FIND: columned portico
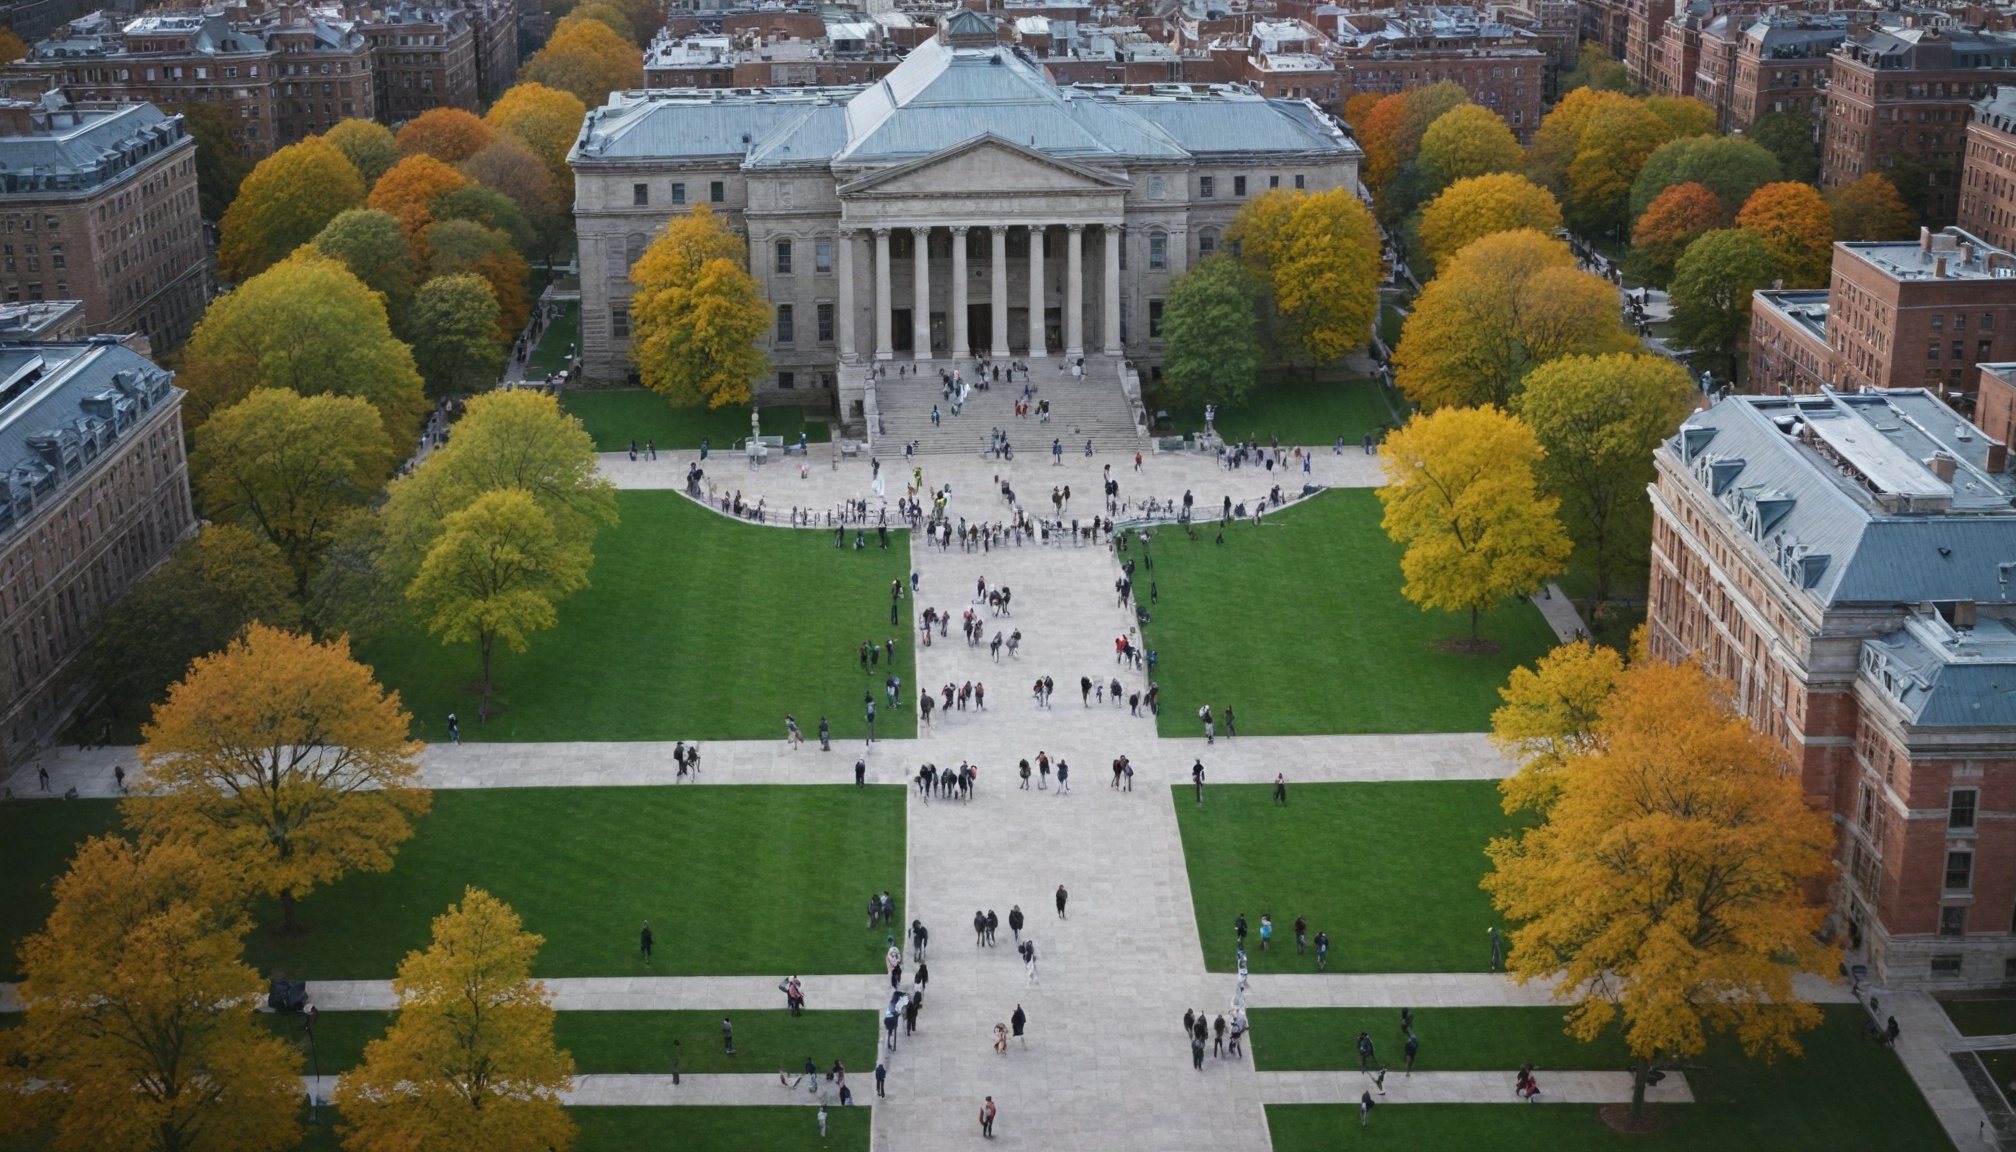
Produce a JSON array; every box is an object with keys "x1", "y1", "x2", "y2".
[
  {"x1": 950, "y1": 226, "x2": 969, "y2": 359},
  {"x1": 837, "y1": 229, "x2": 857, "y2": 362},
  {"x1": 911, "y1": 226, "x2": 931, "y2": 362},
  {"x1": 1065, "y1": 224, "x2": 1084, "y2": 359},
  {"x1": 873, "y1": 228, "x2": 893, "y2": 360},
  {"x1": 990, "y1": 225, "x2": 1009, "y2": 359},
  {"x1": 1027, "y1": 223, "x2": 1046, "y2": 358},
  {"x1": 1102, "y1": 224, "x2": 1121, "y2": 356}
]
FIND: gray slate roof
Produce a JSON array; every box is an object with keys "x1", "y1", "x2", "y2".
[
  {"x1": 0, "y1": 101, "x2": 187, "y2": 195},
  {"x1": 0, "y1": 339, "x2": 176, "y2": 542},
  {"x1": 1863, "y1": 613, "x2": 2016, "y2": 728}
]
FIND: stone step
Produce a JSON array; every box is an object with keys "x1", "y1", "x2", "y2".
[{"x1": 865, "y1": 357, "x2": 1145, "y2": 455}]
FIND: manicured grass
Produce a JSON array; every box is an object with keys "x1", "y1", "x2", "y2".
[
  {"x1": 1979, "y1": 1048, "x2": 2016, "y2": 1104},
  {"x1": 562, "y1": 388, "x2": 832, "y2": 452},
  {"x1": 1173, "y1": 781, "x2": 1526, "y2": 973},
  {"x1": 359, "y1": 490, "x2": 913, "y2": 742},
  {"x1": 240, "y1": 786, "x2": 904, "y2": 979},
  {"x1": 259, "y1": 1010, "x2": 877, "y2": 1075},
  {"x1": 1940, "y1": 996, "x2": 2016, "y2": 1037},
  {"x1": 527, "y1": 299, "x2": 579, "y2": 376},
  {"x1": 0, "y1": 799, "x2": 122, "y2": 980},
  {"x1": 1265, "y1": 1008, "x2": 1944, "y2": 1151},
  {"x1": 1138, "y1": 490, "x2": 1560, "y2": 736},
  {"x1": 292, "y1": 1106, "x2": 870, "y2": 1152},
  {"x1": 1249, "y1": 1007, "x2": 1627, "y2": 1073},
  {"x1": 1161, "y1": 378, "x2": 1394, "y2": 446}
]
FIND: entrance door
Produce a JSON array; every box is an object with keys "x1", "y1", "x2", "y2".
[
  {"x1": 1044, "y1": 307, "x2": 1063, "y2": 354},
  {"x1": 929, "y1": 311, "x2": 947, "y2": 354},
  {"x1": 1007, "y1": 307, "x2": 1030, "y2": 354},
  {"x1": 968, "y1": 303, "x2": 991, "y2": 354},
  {"x1": 892, "y1": 309, "x2": 913, "y2": 352}
]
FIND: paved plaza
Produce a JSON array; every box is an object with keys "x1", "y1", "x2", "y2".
[{"x1": 0, "y1": 440, "x2": 1985, "y2": 1151}]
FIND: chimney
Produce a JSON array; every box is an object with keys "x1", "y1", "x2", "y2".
[
  {"x1": 1927, "y1": 451, "x2": 1958, "y2": 482},
  {"x1": 1991, "y1": 441, "x2": 2010, "y2": 472},
  {"x1": 1923, "y1": 226, "x2": 1934, "y2": 252},
  {"x1": 1956, "y1": 599, "x2": 1979, "y2": 629},
  {"x1": 1936, "y1": 255, "x2": 1948, "y2": 277}
]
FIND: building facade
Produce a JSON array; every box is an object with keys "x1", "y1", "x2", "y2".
[
  {"x1": 1828, "y1": 228, "x2": 2016, "y2": 407},
  {"x1": 359, "y1": 2, "x2": 479, "y2": 122},
  {"x1": 570, "y1": 21, "x2": 1360, "y2": 428},
  {"x1": 1959, "y1": 86, "x2": 2016, "y2": 252},
  {"x1": 264, "y1": 10, "x2": 376, "y2": 143},
  {"x1": 0, "y1": 97, "x2": 208, "y2": 349},
  {"x1": 1749, "y1": 287, "x2": 1836, "y2": 394},
  {"x1": 1650, "y1": 387, "x2": 2016, "y2": 988},
  {"x1": 0, "y1": 337, "x2": 192, "y2": 766}
]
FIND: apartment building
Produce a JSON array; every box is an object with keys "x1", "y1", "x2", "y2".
[{"x1": 1959, "y1": 85, "x2": 2016, "y2": 252}]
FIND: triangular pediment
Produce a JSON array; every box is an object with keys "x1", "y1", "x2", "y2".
[{"x1": 837, "y1": 134, "x2": 1129, "y2": 197}]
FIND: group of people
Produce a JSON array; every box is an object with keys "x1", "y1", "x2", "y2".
[
  {"x1": 1234, "y1": 912, "x2": 1331, "y2": 970},
  {"x1": 1183, "y1": 1006, "x2": 1249, "y2": 1069},
  {"x1": 915, "y1": 761, "x2": 978, "y2": 800}
]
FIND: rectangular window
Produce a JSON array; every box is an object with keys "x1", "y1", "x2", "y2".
[
  {"x1": 1984, "y1": 340, "x2": 1996, "y2": 360},
  {"x1": 1934, "y1": 314, "x2": 1945, "y2": 332},
  {"x1": 1956, "y1": 313, "x2": 1968, "y2": 331},
  {"x1": 776, "y1": 240, "x2": 792, "y2": 274},
  {"x1": 1148, "y1": 298, "x2": 1164, "y2": 338},
  {"x1": 1986, "y1": 313, "x2": 1997, "y2": 331},
  {"x1": 1947, "y1": 850, "x2": 1974, "y2": 891},
  {"x1": 48, "y1": 244, "x2": 60, "y2": 269},
  {"x1": 671, "y1": 182, "x2": 686, "y2": 205},
  {"x1": 710, "y1": 181, "x2": 725, "y2": 203},
  {"x1": 1930, "y1": 341, "x2": 1941, "y2": 361},
  {"x1": 1234, "y1": 175, "x2": 1247, "y2": 196},
  {"x1": 1148, "y1": 176, "x2": 1165, "y2": 199},
  {"x1": 611, "y1": 305, "x2": 629, "y2": 339},
  {"x1": 632, "y1": 183, "x2": 648, "y2": 207},
  {"x1": 817, "y1": 302, "x2": 834, "y2": 342},
  {"x1": 815, "y1": 238, "x2": 833, "y2": 275},
  {"x1": 778, "y1": 371, "x2": 795, "y2": 389},
  {"x1": 1932, "y1": 954, "x2": 1964, "y2": 977},
  {"x1": 1940, "y1": 905, "x2": 1969, "y2": 936},
  {"x1": 1269, "y1": 175, "x2": 1280, "y2": 188},
  {"x1": 1199, "y1": 233, "x2": 1216, "y2": 256},
  {"x1": 1951, "y1": 789, "x2": 1979, "y2": 829},
  {"x1": 1149, "y1": 234, "x2": 1167, "y2": 270},
  {"x1": 776, "y1": 303, "x2": 794, "y2": 343},
  {"x1": 1199, "y1": 175, "x2": 1214, "y2": 198},
  {"x1": 1956, "y1": 340, "x2": 1967, "y2": 360},
  {"x1": 1295, "y1": 174, "x2": 1306, "y2": 189}
]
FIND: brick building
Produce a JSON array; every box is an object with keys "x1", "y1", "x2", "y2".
[
  {"x1": 1623, "y1": 0, "x2": 1676, "y2": 90},
  {"x1": 1828, "y1": 227, "x2": 2016, "y2": 407},
  {"x1": 1749, "y1": 287, "x2": 1836, "y2": 394},
  {"x1": 1650, "y1": 386, "x2": 2016, "y2": 988},
  {"x1": 1328, "y1": 9, "x2": 1545, "y2": 141},
  {"x1": 1959, "y1": 85, "x2": 2016, "y2": 252},
  {"x1": 357, "y1": 2, "x2": 478, "y2": 121},
  {"x1": 1730, "y1": 12, "x2": 1849, "y2": 131},
  {"x1": 0, "y1": 336, "x2": 192, "y2": 766},
  {"x1": 1821, "y1": 27, "x2": 2016, "y2": 226},
  {"x1": 260, "y1": 7, "x2": 375, "y2": 143},
  {"x1": 0, "y1": 97, "x2": 207, "y2": 349}
]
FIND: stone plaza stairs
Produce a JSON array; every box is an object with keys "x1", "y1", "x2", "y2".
[{"x1": 861, "y1": 353, "x2": 1147, "y2": 456}]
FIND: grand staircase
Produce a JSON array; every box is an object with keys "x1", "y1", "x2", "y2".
[{"x1": 853, "y1": 354, "x2": 1147, "y2": 456}]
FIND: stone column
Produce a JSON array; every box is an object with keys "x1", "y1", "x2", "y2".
[
  {"x1": 1167, "y1": 226, "x2": 1188, "y2": 277},
  {"x1": 990, "y1": 225, "x2": 1010, "y2": 359},
  {"x1": 837, "y1": 228, "x2": 856, "y2": 363},
  {"x1": 873, "y1": 228, "x2": 892, "y2": 360},
  {"x1": 1027, "y1": 223, "x2": 1046, "y2": 357},
  {"x1": 912, "y1": 226, "x2": 931, "y2": 362},
  {"x1": 1065, "y1": 224, "x2": 1084, "y2": 359},
  {"x1": 950, "y1": 225, "x2": 969, "y2": 360},
  {"x1": 1103, "y1": 223, "x2": 1122, "y2": 356}
]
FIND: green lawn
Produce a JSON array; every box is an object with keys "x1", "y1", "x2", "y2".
[
  {"x1": 0, "y1": 799, "x2": 122, "y2": 980},
  {"x1": 527, "y1": 299, "x2": 579, "y2": 376},
  {"x1": 562, "y1": 389, "x2": 832, "y2": 452},
  {"x1": 1161, "y1": 378, "x2": 1395, "y2": 446},
  {"x1": 1265, "y1": 1008, "x2": 1944, "y2": 1151},
  {"x1": 1250, "y1": 1007, "x2": 1627, "y2": 1073},
  {"x1": 290, "y1": 1106, "x2": 870, "y2": 1152},
  {"x1": 1138, "y1": 490, "x2": 1560, "y2": 736},
  {"x1": 1174, "y1": 781, "x2": 1526, "y2": 973},
  {"x1": 1979, "y1": 1049, "x2": 2016, "y2": 1105},
  {"x1": 1940, "y1": 996, "x2": 2016, "y2": 1037},
  {"x1": 359, "y1": 490, "x2": 913, "y2": 742},
  {"x1": 238, "y1": 786, "x2": 904, "y2": 979},
  {"x1": 260, "y1": 1009, "x2": 876, "y2": 1075}
]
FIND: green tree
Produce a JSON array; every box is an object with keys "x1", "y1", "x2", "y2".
[
  {"x1": 314, "y1": 208, "x2": 418, "y2": 316},
  {"x1": 410, "y1": 274, "x2": 506, "y2": 399},
  {"x1": 1417, "y1": 103, "x2": 1523, "y2": 199},
  {"x1": 1515, "y1": 353, "x2": 1695, "y2": 603},
  {"x1": 324, "y1": 119, "x2": 401, "y2": 185},
  {"x1": 1160, "y1": 256, "x2": 1260, "y2": 412},
  {"x1": 1642, "y1": 95, "x2": 1716, "y2": 141},
  {"x1": 1827, "y1": 172, "x2": 1915, "y2": 241},
  {"x1": 1628, "y1": 135, "x2": 1782, "y2": 222},
  {"x1": 1560, "y1": 41, "x2": 1631, "y2": 95},
  {"x1": 1564, "y1": 98, "x2": 1672, "y2": 237},
  {"x1": 1746, "y1": 110, "x2": 1820, "y2": 184},
  {"x1": 433, "y1": 184, "x2": 536, "y2": 255},
  {"x1": 1668, "y1": 228, "x2": 1779, "y2": 382},
  {"x1": 169, "y1": 101, "x2": 254, "y2": 221},
  {"x1": 216, "y1": 136, "x2": 366, "y2": 281},
  {"x1": 426, "y1": 218, "x2": 531, "y2": 341},
  {"x1": 407, "y1": 488, "x2": 592, "y2": 715},
  {"x1": 179, "y1": 252, "x2": 428, "y2": 441},
  {"x1": 629, "y1": 204, "x2": 771, "y2": 409},
  {"x1": 79, "y1": 525, "x2": 301, "y2": 728},
  {"x1": 194, "y1": 388, "x2": 396, "y2": 592},
  {"x1": 1377, "y1": 405, "x2": 1572, "y2": 645}
]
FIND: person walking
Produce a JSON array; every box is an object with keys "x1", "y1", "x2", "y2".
[
  {"x1": 786, "y1": 714, "x2": 802, "y2": 749},
  {"x1": 1226, "y1": 706, "x2": 1237, "y2": 737},
  {"x1": 1019, "y1": 758, "x2": 1031, "y2": 789},
  {"x1": 1055, "y1": 760, "x2": 1070, "y2": 794},
  {"x1": 1273, "y1": 773, "x2": 1287, "y2": 805},
  {"x1": 1037, "y1": 751, "x2": 1051, "y2": 790},
  {"x1": 855, "y1": 758, "x2": 867, "y2": 787},
  {"x1": 1295, "y1": 915, "x2": 1308, "y2": 955},
  {"x1": 875, "y1": 1061, "x2": 887, "y2": 1098},
  {"x1": 865, "y1": 697, "x2": 877, "y2": 745},
  {"x1": 1235, "y1": 913, "x2": 1248, "y2": 950},
  {"x1": 447, "y1": 712, "x2": 459, "y2": 745},
  {"x1": 1192, "y1": 1034, "x2": 1206, "y2": 1070},
  {"x1": 1259, "y1": 914, "x2": 1273, "y2": 951},
  {"x1": 639, "y1": 921, "x2": 654, "y2": 966},
  {"x1": 883, "y1": 1001, "x2": 899, "y2": 1051},
  {"x1": 1212, "y1": 1014, "x2": 1226, "y2": 1057},
  {"x1": 1008, "y1": 905, "x2": 1024, "y2": 942},
  {"x1": 1011, "y1": 1004, "x2": 1027, "y2": 1048},
  {"x1": 818, "y1": 1103, "x2": 829, "y2": 1139},
  {"x1": 1192, "y1": 759, "x2": 1206, "y2": 805},
  {"x1": 819, "y1": 715, "x2": 831, "y2": 751},
  {"x1": 1056, "y1": 884, "x2": 1069, "y2": 919},
  {"x1": 980, "y1": 1096, "x2": 996, "y2": 1138},
  {"x1": 1360, "y1": 1090, "x2": 1375, "y2": 1130},
  {"x1": 1356, "y1": 1031, "x2": 1375, "y2": 1072},
  {"x1": 36, "y1": 764, "x2": 48, "y2": 791},
  {"x1": 1315, "y1": 929, "x2": 1330, "y2": 971},
  {"x1": 1200, "y1": 704, "x2": 1215, "y2": 744},
  {"x1": 1404, "y1": 1031, "x2": 1419, "y2": 1073},
  {"x1": 722, "y1": 1016, "x2": 736, "y2": 1057},
  {"x1": 911, "y1": 919, "x2": 929, "y2": 963},
  {"x1": 1020, "y1": 939, "x2": 1038, "y2": 985}
]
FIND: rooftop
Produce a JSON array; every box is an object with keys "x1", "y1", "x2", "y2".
[
  {"x1": 0, "y1": 339, "x2": 177, "y2": 542},
  {"x1": 1863, "y1": 611, "x2": 2016, "y2": 727},
  {"x1": 1840, "y1": 227, "x2": 2016, "y2": 283},
  {"x1": 1756, "y1": 288, "x2": 1830, "y2": 343},
  {"x1": 0, "y1": 99, "x2": 188, "y2": 196}
]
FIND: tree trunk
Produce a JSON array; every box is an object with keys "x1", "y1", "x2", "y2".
[
  {"x1": 1470, "y1": 605, "x2": 1481, "y2": 643},
  {"x1": 1630, "y1": 1054, "x2": 1650, "y2": 1120},
  {"x1": 280, "y1": 886, "x2": 298, "y2": 934},
  {"x1": 478, "y1": 631, "x2": 494, "y2": 724}
]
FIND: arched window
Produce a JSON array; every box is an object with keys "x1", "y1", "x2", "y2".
[
  {"x1": 1198, "y1": 228, "x2": 1219, "y2": 257},
  {"x1": 1148, "y1": 229, "x2": 1168, "y2": 270}
]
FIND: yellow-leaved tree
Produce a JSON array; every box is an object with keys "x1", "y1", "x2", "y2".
[
  {"x1": 1226, "y1": 187, "x2": 1380, "y2": 370},
  {"x1": 1736, "y1": 180, "x2": 1836, "y2": 288},
  {"x1": 1377, "y1": 405, "x2": 1572, "y2": 646},
  {"x1": 217, "y1": 136, "x2": 366, "y2": 281},
  {"x1": 485, "y1": 82, "x2": 589, "y2": 182},
  {"x1": 1393, "y1": 228, "x2": 1633, "y2": 410},
  {"x1": 521, "y1": 16, "x2": 643, "y2": 109},
  {"x1": 1416, "y1": 103, "x2": 1523, "y2": 198},
  {"x1": 0, "y1": 837, "x2": 304, "y2": 1152},
  {"x1": 629, "y1": 203, "x2": 772, "y2": 408},
  {"x1": 127, "y1": 624, "x2": 428, "y2": 934},
  {"x1": 335, "y1": 888, "x2": 577, "y2": 1152},
  {"x1": 1416, "y1": 172, "x2": 1563, "y2": 271},
  {"x1": 1490, "y1": 640, "x2": 1625, "y2": 815},
  {"x1": 1483, "y1": 658, "x2": 1840, "y2": 1123}
]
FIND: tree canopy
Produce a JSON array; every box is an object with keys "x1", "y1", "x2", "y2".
[
  {"x1": 314, "y1": 207, "x2": 419, "y2": 316},
  {"x1": 179, "y1": 252, "x2": 427, "y2": 441},
  {"x1": 1359, "y1": 82, "x2": 1468, "y2": 224},
  {"x1": 1668, "y1": 227, "x2": 1779, "y2": 381},
  {"x1": 217, "y1": 136, "x2": 366, "y2": 281},
  {"x1": 1827, "y1": 172, "x2": 1914, "y2": 241},
  {"x1": 1483, "y1": 657, "x2": 1838, "y2": 1120},
  {"x1": 1491, "y1": 640, "x2": 1627, "y2": 816},
  {"x1": 1629, "y1": 135, "x2": 1782, "y2": 222},
  {"x1": 1746, "y1": 110, "x2": 1821, "y2": 184},
  {"x1": 1627, "y1": 181, "x2": 1724, "y2": 287},
  {"x1": 1227, "y1": 188, "x2": 1380, "y2": 366},
  {"x1": 397, "y1": 107, "x2": 496, "y2": 164},
  {"x1": 1642, "y1": 95, "x2": 1716, "y2": 141},
  {"x1": 1417, "y1": 103, "x2": 1523, "y2": 198},
  {"x1": 410, "y1": 273, "x2": 506, "y2": 398},
  {"x1": 1417, "y1": 173, "x2": 1562, "y2": 272},
  {"x1": 1560, "y1": 42, "x2": 1631, "y2": 95},
  {"x1": 1160, "y1": 256, "x2": 1261, "y2": 411},
  {"x1": 485, "y1": 82, "x2": 588, "y2": 182},
  {"x1": 129, "y1": 624, "x2": 428, "y2": 934},
  {"x1": 521, "y1": 16, "x2": 643, "y2": 109},
  {"x1": 1563, "y1": 97, "x2": 1674, "y2": 237},
  {"x1": 1394, "y1": 229, "x2": 1632, "y2": 410},
  {"x1": 1377, "y1": 404, "x2": 1572, "y2": 643},
  {"x1": 324, "y1": 118, "x2": 402, "y2": 184},
  {"x1": 1737, "y1": 180, "x2": 1834, "y2": 288},
  {"x1": 629, "y1": 203, "x2": 772, "y2": 408},
  {"x1": 169, "y1": 101, "x2": 254, "y2": 221},
  {"x1": 368, "y1": 153, "x2": 474, "y2": 247}
]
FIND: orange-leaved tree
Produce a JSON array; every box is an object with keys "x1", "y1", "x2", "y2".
[
  {"x1": 217, "y1": 135, "x2": 366, "y2": 281},
  {"x1": 0, "y1": 836, "x2": 304, "y2": 1152},
  {"x1": 1628, "y1": 180, "x2": 1724, "y2": 287},
  {"x1": 397, "y1": 106, "x2": 496, "y2": 164},
  {"x1": 127, "y1": 624, "x2": 428, "y2": 934},
  {"x1": 368, "y1": 153, "x2": 474, "y2": 247},
  {"x1": 1737, "y1": 180, "x2": 1835, "y2": 288},
  {"x1": 1826, "y1": 172, "x2": 1914, "y2": 241},
  {"x1": 1484, "y1": 657, "x2": 1840, "y2": 1122}
]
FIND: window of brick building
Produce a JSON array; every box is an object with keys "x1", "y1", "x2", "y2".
[
  {"x1": 776, "y1": 303, "x2": 793, "y2": 343},
  {"x1": 1941, "y1": 906, "x2": 1969, "y2": 936},
  {"x1": 1951, "y1": 788, "x2": 1978, "y2": 829},
  {"x1": 1946, "y1": 850, "x2": 1974, "y2": 891}
]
